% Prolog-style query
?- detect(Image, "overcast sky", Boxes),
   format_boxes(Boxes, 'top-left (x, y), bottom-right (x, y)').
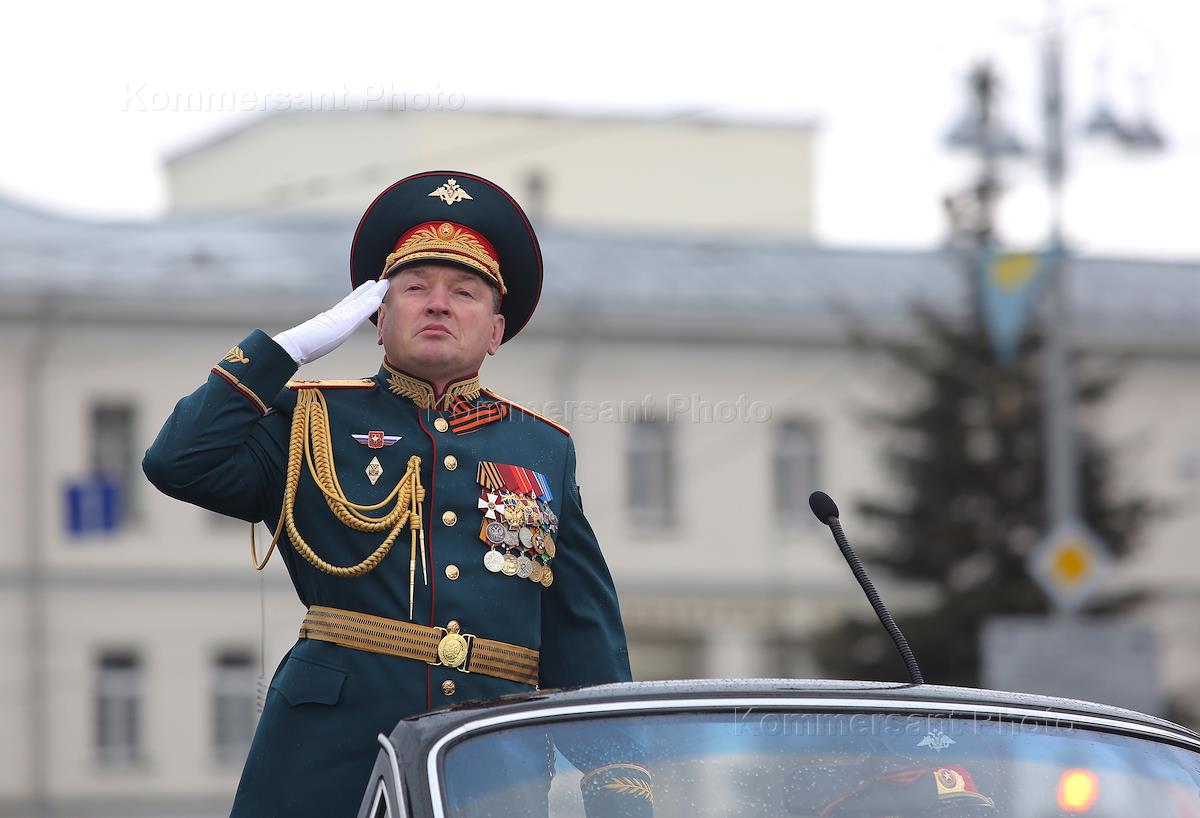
top-left (2, 0), bottom-right (1197, 258)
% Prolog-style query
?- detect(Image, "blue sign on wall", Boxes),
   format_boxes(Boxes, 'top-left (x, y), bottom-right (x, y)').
top-left (65, 477), bottom-right (121, 536)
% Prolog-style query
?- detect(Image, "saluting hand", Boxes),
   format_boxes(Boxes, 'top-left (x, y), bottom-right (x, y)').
top-left (272, 279), bottom-right (390, 365)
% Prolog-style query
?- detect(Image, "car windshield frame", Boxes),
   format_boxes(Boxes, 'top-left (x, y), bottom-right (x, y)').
top-left (422, 693), bottom-right (1200, 818)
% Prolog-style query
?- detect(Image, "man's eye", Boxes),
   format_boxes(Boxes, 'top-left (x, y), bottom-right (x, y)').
top-left (457, 290), bottom-right (475, 298)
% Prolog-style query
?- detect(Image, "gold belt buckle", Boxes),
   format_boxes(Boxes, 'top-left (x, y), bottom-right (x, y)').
top-left (430, 621), bottom-right (475, 673)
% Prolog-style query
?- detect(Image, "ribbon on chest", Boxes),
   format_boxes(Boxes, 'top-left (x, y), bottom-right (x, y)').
top-left (476, 460), bottom-right (559, 587)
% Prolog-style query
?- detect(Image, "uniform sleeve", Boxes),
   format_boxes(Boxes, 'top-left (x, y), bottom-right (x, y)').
top-left (141, 330), bottom-right (296, 523)
top-left (539, 435), bottom-right (632, 689)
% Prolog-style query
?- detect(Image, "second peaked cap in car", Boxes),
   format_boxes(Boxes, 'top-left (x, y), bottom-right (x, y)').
top-left (350, 171), bottom-right (543, 344)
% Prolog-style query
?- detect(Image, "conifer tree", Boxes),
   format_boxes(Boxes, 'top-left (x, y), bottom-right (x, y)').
top-left (813, 306), bottom-right (1154, 687)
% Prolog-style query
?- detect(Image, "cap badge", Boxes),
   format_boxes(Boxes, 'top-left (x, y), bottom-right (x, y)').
top-left (428, 178), bottom-right (473, 205)
top-left (917, 728), bottom-right (956, 752)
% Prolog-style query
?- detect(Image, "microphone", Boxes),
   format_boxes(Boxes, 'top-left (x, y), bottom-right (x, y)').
top-left (809, 491), bottom-right (925, 686)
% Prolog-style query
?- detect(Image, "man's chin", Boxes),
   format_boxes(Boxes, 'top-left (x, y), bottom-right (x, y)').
top-left (389, 346), bottom-right (463, 375)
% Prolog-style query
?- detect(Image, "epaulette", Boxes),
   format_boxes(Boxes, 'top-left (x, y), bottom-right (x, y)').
top-left (286, 379), bottom-right (377, 390)
top-left (481, 388), bottom-right (570, 436)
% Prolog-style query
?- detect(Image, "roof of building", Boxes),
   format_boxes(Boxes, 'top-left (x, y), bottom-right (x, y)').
top-left (161, 105), bottom-right (819, 165)
top-left (1, 195), bottom-right (1196, 347)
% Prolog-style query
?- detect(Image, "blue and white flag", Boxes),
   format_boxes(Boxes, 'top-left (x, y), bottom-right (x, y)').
top-left (978, 249), bottom-right (1057, 366)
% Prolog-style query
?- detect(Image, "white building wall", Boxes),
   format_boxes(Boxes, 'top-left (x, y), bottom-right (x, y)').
top-left (43, 582), bottom-right (302, 802)
top-left (0, 589), bottom-right (30, 805)
top-left (0, 323), bottom-right (31, 570)
top-left (166, 110), bottom-right (815, 240)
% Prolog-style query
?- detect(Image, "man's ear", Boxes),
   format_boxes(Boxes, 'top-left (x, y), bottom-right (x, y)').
top-left (486, 313), bottom-right (505, 356)
top-left (376, 301), bottom-right (386, 346)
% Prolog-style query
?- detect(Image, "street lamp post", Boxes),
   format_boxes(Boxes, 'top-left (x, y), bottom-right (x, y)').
top-left (948, 3), bottom-right (1166, 540)
top-left (1041, 11), bottom-right (1078, 527)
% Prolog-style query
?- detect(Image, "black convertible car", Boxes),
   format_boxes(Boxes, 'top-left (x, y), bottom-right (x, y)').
top-left (355, 677), bottom-right (1200, 818)
top-left (357, 494), bottom-right (1198, 816)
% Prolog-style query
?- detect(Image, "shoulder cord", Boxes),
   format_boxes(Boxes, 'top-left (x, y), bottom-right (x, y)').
top-left (250, 388), bottom-right (425, 579)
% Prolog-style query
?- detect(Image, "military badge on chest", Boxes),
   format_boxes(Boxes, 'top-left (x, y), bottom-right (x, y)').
top-left (477, 461), bottom-right (559, 587)
top-left (352, 431), bottom-right (402, 486)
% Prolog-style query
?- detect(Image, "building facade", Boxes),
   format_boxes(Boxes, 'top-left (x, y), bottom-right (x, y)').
top-left (2, 192), bottom-right (1199, 816)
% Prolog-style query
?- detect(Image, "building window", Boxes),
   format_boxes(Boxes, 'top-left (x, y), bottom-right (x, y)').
top-left (773, 419), bottom-right (821, 528)
top-left (96, 651), bottom-right (142, 765)
top-left (90, 403), bottom-right (139, 523)
top-left (627, 416), bottom-right (676, 529)
top-left (213, 651), bottom-right (257, 763)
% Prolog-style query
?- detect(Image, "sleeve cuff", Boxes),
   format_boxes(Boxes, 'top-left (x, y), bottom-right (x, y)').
top-left (209, 330), bottom-right (298, 415)
top-left (581, 763), bottom-right (654, 816)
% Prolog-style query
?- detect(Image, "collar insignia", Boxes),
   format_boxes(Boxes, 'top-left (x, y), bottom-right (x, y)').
top-left (382, 363), bottom-right (481, 411)
top-left (428, 178), bottom-right (473, 206)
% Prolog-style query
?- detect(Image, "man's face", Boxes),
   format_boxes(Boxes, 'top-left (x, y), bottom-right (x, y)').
top-left (376, 263), bottom-right (504, 381)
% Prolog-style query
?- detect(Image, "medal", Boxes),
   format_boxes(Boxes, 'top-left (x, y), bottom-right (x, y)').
top-left (503, 529), bottom-right (519, 548)
top-left (501, 554), bottom-right (518, 576)
top-left (518, 526), bottom-right (533, 549)
top-left (483, 549), bottom-right (505, 573)
top-left (515, 555), bottom-right (533, 579)
top-left (485, 522), bottom-right (507, 545)
top-left (540, 566), bottom-right (554, 587)
top-left (522, 497), bottom-right (540, 527)
top-left (542, 533), bottom-right (556, 559)
top-left (478, 492), bottom-right (502, 520)
top-left (530, 562), bottom-right (545, 583)
top-left (532, 528), bottom-right (546, 554)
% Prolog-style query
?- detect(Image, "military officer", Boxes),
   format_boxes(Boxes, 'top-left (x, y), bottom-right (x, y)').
top-left (142, 171), bottom-right (651, 817)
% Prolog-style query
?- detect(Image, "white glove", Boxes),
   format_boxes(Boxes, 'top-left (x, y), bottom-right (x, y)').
top-left (273, 279), bottom-right (389, 365)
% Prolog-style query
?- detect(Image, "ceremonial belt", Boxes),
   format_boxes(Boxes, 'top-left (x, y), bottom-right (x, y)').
top-left (299, 605), bottom-right (540, 686)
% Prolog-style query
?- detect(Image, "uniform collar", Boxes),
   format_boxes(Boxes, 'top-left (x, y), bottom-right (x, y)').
top-left (379, 359), bottom-right (482, 411)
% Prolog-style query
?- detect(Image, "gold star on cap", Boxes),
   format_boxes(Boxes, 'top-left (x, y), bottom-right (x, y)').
top-left (428, 178), bottom-right (473, 205)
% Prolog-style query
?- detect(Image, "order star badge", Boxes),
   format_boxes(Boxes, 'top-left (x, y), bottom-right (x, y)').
top-left (428, 178), bottom-right (473, 205)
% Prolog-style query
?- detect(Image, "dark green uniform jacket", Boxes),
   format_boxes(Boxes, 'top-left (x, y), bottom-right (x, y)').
top-left (143, 330), bottom-right (639, 817)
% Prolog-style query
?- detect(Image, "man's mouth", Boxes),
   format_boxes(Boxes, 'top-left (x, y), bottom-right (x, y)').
top-left (418, 323), bottom-right (453, 338)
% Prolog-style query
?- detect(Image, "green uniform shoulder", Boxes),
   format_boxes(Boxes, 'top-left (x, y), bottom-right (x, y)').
top-left (286, 379), bottom-right (377, 390)
top-left (270, 379), bottom-right (374, 414)
top-left (482, 387), bottom-right (571, 436)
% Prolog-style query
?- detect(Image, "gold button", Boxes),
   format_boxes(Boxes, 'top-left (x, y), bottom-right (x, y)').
top-left (444, 455), bottom-right (458, 471)
top-left (442, 510), bottom-right (457, 527)
top-left (433, 417), bottom-right (449, 433)
top-left (445, 564), bottom-right (460, 580)
top-left (441, 679), bottom-right (456, 696)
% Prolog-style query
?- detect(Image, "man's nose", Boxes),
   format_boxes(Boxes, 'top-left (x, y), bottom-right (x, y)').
top-left (423, 286), bottom-right (451, 315)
